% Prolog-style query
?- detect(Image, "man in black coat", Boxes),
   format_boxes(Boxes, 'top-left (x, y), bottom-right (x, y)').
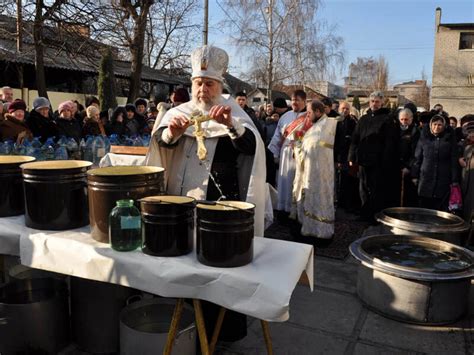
top-left (348, 91), bottom-right (399, 222)
top-left (334, 101), bottom-right (359, 211)
top-left (397, 108), bottom-right (420, 207)
top-left (235, 91), bottom-right (264, 138)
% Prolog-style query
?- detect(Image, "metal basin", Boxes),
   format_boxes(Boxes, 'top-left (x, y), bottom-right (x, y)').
top-left (375, 207), bottom-right (470, 245)
top-left (350, 234), bottom-right (473, 324)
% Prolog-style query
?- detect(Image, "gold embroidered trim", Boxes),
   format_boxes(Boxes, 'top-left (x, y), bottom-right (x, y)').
top-left (303, 210), bottom-right (335, 224)
top-left (318, 141), bottom-right (334, 149)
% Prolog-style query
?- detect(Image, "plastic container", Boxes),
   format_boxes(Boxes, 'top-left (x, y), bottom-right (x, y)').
top-left (109, 199), bottom-right (142, 251)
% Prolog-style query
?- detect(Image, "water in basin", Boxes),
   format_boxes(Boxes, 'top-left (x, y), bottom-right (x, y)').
top-left (366, 242), bottom-right (471, 272)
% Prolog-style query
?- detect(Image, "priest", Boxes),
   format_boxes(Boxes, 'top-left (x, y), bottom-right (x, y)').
top-left (144, 45), bottom-right (269, 342)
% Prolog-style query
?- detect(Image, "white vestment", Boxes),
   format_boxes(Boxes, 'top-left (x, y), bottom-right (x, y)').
top-left (144, 97), bottom-right (270, 237)
top-left (291, 115), bottom-right (338, 239)
top-left (267, 110), bottom-right (305, 212)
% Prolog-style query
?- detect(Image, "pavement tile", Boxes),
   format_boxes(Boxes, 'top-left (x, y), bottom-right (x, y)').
top-left (287, 285), bottom-right (362, 336)
top-left (216, 321), bottom-right (349, 355)
top-left (359, 311), bottom-right (466, 354)
top-left (353, 342), bottom-right (418, 355)
top-left (314, 257), bottom-right (358, 294)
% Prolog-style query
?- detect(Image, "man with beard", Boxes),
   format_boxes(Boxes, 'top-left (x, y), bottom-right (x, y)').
top-left (268, 90), bottom-right (306, 220)
top-left (145, 44), bottom-right (267, 342)
top-left (348, 91), bottom-right (398, 223)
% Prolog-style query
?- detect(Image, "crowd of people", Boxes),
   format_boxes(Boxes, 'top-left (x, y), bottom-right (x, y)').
top-left (1, 47), bottom-right (473, 244)
top-left (0, 85), bottom-right (192, 146)
top-left (233, 89), bottom-right (474, 246)
top-left (1, 43), bottom-right (474, 343)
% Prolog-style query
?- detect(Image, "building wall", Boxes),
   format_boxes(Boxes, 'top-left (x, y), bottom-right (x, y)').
top-left (431, 17), bottom-right (474, 117)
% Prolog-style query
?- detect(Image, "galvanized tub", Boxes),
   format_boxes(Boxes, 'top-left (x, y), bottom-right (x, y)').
top-left (0, 278), bottom-right (70, 354)
top-left (120, 298), bottom-right (196, 355)
top-left (350, 234), bottom-right (473, 324)
top-left (375, 207), bottom-right (470, 245)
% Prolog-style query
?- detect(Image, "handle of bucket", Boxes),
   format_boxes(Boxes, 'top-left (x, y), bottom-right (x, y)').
top-left (139, 198), bottom-right (195, 208)
top-left (176, 323), bottom-right (196, 340)
top-left (125, 294), bottom-right (143, 306)
top-left (195, 200), bottom-right (254, 214)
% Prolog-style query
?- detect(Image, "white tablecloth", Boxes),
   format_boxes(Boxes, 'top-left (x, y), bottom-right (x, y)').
top-left (100, 153), bottom-right (146, 167)
top-left (0, 215), bottom-right (27, 256)
top-left (19, 224), bottom-right (313, 322)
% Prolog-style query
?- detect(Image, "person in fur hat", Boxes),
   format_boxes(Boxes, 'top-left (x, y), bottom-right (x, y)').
top-left (0, 99), bottom-right (33, 144)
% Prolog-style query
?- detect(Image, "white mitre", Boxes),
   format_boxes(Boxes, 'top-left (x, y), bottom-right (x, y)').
top-left (191, 45), bottom-right (229, 83)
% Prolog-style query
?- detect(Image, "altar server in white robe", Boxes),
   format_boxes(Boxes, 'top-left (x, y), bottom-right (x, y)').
top-left (268, 90), bottom-right (307, 214)
top-left (291, 100), bottom-right (338, 241)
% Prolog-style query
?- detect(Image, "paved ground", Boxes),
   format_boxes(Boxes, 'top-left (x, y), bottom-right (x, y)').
top-left (215, 253), bottom-right (474, 355)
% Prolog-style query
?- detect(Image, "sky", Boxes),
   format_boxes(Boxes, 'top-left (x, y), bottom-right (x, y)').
top-left (202, 0), bottom-right (474, 86)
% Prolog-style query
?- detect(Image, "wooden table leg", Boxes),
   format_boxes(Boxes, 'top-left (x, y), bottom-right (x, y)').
top-left (193, 299), bottom-right (210, 355)
top-left (260, 320), bottom-right (273, 355)
top-left (163, 298), bottom-right (185, 355)
top-left (209, 306), bottom-right (226, 354)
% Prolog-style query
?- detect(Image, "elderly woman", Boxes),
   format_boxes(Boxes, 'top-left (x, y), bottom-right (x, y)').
top-left (82, 105), bottom-right (105, 137)
top-left (0, 99), bottom-right (33, 144)
top-left (56, 101), bottom-right (82, 143)
top-left (27, 96), bottom-right (58, 142)
top-left (411, 114), bottom-right (459, 211)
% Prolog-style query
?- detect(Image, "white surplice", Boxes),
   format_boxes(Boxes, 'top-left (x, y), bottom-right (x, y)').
top-left (291, 115), bottom-right (338, 239)
top-left (144, 97), bottom-right (270, 237)
top-left (268, 110), bottom-right (305, 212)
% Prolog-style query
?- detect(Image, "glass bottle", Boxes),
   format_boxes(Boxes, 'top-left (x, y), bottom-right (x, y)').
top-left (109, 199), bottom-right (142, 251)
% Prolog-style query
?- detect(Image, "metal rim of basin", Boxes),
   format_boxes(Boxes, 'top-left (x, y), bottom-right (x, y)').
top-left (349, 234), bottom-right (474, 281)
top-left (375, 207), bottom-right (469, 233)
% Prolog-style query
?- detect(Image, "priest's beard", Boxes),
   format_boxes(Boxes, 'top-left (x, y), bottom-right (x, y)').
top-left (192, 88), bottom-right (224, 112)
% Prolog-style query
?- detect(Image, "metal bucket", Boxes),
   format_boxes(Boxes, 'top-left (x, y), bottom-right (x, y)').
top-left (120, 298), bottom-right (196, 355)
top-left (140, 196), bottom-right (195, 256)
top-left (0, 155), bottom-right (35, 217)
top-left (21, 160), bottom-right (92, 230)
top-left (375, 207), bottom-right (470, 245)
top-left (0, 278), bottom-right (70, 355)
top-left (350, 234), bottom-right (474, 324)
top-left (87, 166), bottom-right (165, 243)
top-left (196, 201), bottom-right (254, 267)
top-left (70, 277), bottom-right (138, 354)
top-left (8, 264), bottom-right (66, 282)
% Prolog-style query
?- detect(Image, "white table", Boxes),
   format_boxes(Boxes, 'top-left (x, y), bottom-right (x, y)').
top-left (19, 225), bottom-right (313, 322)
top-left (1, 216), bottom-right (313, 354)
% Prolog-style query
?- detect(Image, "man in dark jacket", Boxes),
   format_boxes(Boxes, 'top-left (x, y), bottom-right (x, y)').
top-left (235, 91), bottom-right (264, 138)
top-left (397, 108), bottom-right (420, 207)
top-left (348, 91), bottom-right (399, 222)
top-left (334, 101), bottom-right (359, 211)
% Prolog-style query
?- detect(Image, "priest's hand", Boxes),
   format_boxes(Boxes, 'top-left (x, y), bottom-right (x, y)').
top-left (168, 115), bottom-right (191, 138)
top-left (209, 105), bottom-right (233, 127)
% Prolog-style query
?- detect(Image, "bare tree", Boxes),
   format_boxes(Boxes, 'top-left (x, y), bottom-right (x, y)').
top-left (219, 0), bottom-right (344, 100)
top-left (348, 55), bottom-right (390, 95)
top-left (412, 69), bottom-right (431, 110)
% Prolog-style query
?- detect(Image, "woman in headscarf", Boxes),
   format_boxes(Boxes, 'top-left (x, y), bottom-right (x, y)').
top-left (0, 99), bottom-right (33, 144)
top-left (411, 114), bottom-right (459, 211)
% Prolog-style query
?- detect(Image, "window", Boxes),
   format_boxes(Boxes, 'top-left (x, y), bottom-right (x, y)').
top-left (253, 97), bottom-right (261, 103)
top-left (459, 32), bottom-right (474, 50)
